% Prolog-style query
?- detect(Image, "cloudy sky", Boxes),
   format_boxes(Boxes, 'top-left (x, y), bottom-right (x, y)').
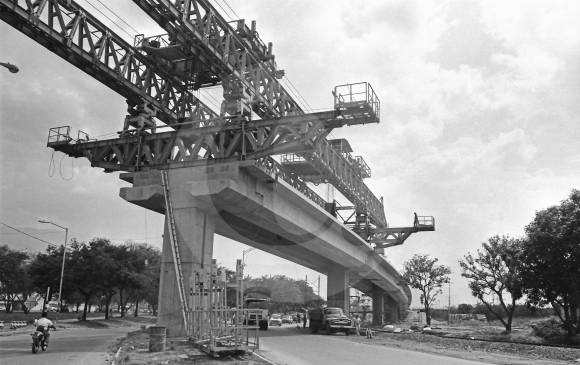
top-left (1, 0), bottom-right (579, 307)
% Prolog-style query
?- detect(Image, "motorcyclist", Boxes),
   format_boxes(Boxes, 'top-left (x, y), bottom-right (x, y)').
top-left (34, 312), bottom-right (55, 345)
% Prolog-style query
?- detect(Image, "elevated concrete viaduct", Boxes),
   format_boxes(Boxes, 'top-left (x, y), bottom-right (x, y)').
top-left (119, 161), bottom-right (411, 336)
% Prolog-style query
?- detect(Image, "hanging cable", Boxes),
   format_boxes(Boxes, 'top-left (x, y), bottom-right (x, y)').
top-left (94, 0), bottom-right (142, 35)
top-left (284, 77), bottom-right (313, 111)
top-left (211, 0), bottom-right (234, 21)
top-left (0, 222), bottom-right (56, 246)
top-left (48, 150), bottom-right (56, 177)
top-left (222, 0), bottom-right (241, 19)
top-left (201, 89), bottom-right (221, 105)
top-left (144, 210), bottom-right (149, 245)
top-left (59, 154), bottom-right (74, 181)
top-left (82, 0), bottom-right (136, 40)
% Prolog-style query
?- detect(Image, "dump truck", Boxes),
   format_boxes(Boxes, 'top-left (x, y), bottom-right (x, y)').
top-left (309, 307), bottom-right (354, 335)
top-left (244, 287), bottom-right (271, 330)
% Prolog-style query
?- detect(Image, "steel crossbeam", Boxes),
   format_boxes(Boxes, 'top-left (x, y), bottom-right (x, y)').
top-left (0, 0), bottom-right (217, 126)
top-left (370, 216), bottom-right (435, 248)
top-left (45, 111), bottom-right (346, 172)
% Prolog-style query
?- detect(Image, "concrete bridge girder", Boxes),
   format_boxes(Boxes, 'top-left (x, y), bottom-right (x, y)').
top-left (119, 162), bottom-right (410, 335)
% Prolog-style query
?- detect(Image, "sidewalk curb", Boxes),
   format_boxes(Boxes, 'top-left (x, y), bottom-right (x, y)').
top-left (253, 350), bottom-right (277, 365)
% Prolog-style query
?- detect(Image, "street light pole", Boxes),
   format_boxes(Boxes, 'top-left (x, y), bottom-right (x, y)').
top-left (38, 219), bottom-right (68, 312)
top-left (242, 247), bottom-right (256, 267)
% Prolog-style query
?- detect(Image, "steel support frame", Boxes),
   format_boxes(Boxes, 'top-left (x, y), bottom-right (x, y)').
top-left (0, 0), bottom-right (217, 126)
top-left (128, 0), bottom-right (387, 227)
top-left (47, 113), bottom-right (330, 171)
top-left (4, 0), bottom-right (391, 239)
top-left (131, 0), bottom-right (301, 119)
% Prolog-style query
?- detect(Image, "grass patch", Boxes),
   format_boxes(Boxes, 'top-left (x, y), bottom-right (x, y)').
top-left (0, 312), bottom-right (101, 323)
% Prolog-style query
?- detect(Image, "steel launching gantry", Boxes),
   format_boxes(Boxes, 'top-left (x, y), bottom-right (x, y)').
top-left (1, 0), bottom-right (434, 250)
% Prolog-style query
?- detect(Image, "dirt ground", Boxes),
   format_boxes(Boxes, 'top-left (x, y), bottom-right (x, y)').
top-left (111, 327), bottom-right (271, 365)
top-left (111, 322), bottom-right (580, 365)
top-left (343, 322), bottom-right (580, 365)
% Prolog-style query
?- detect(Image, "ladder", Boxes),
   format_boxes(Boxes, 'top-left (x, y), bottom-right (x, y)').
top-left (160, 169), bottom-right (190, 336)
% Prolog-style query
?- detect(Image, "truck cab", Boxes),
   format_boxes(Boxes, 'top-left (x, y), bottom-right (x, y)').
top-left (245, 298), bottom-right (269, 330)
top-left (309, 307), bottom-right (354, 335)
top-left (243, 286), bottom-right (272, 330)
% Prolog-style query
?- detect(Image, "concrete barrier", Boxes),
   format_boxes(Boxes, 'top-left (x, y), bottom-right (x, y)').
top-left (9, 321), bottom-right (28, 329)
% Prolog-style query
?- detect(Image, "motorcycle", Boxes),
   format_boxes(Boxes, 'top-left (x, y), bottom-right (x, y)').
top-left (31, 325), bottom-right (53, 353)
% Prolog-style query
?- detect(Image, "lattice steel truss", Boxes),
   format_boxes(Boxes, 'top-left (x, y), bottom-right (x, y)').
top-left (1, 0), bottom-right (434, 248)
top-left (0, 0), bottom-right (217, 126)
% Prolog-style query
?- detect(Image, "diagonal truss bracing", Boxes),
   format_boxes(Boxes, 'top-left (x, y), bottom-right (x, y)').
top-left (129, 0), bottom-right (387, 226)
top-left (2, 0), bottom-right (396, 234)
top-left (0, 0), bottom-right (217, 126)
top-left (131, 0), bottom-right (301, 118)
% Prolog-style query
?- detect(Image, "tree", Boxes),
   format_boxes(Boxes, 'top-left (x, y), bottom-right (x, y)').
top-left (67, 240), bottom-right (102, 320)
top-left (118, 243), bottom-right (160, 317)
top-left (0, 245), bottom-right (32, 312)
top-left (89, 239), bottom-right (123, 319)
top-left (28, 244), bottom-right (73, 309)
top-left (459, 235), bottom-right (524, 333)
top-left (402, 254), bottom-right (451, 326)
top-left (522, 189), bottom-right (580, 336)
top-left (139, 249), bottom-right (160, 316)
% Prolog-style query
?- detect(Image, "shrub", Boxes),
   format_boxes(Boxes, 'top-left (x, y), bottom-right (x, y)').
top-left (531, 318), bottom-right (566, 342)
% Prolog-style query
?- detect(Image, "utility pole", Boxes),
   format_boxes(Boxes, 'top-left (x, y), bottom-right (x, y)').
top-left (38, 219), bottom-right (68, 312)
top-left (447, 280), bottom-right (451, 325)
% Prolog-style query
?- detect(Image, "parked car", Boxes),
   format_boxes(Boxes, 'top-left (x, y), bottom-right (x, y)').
top-left (269, 313), bottom-right (282, 326)
top-left (0, 321), bottom-right (4, 329)
top-left (46, 302), bottom-right (59, 312)
top-left (282, 315), bottom-right (294, 324)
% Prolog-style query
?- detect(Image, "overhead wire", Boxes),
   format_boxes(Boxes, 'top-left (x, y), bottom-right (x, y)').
top-left (0, 222), bottom-right (56, 246)
top-left (94, 0), bottom-right (142, 35)
top-left (68, 0), bottom-right (321, 138)
top-left (0, 230), bottom-right (61, 235)
top-left (283, 77), bottom-right (314, 112)
top-left (82, 0), bottom-right (136, 40)
top-left (222, 0), bottom-right (241, 19)
top-left (211, 0), bottom-right (235, 21)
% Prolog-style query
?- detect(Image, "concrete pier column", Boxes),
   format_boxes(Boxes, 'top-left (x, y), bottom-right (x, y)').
top-left (327, 266), bottom-right (349, 311)
top-left (383, 295), bottom-right (400, 323)
top-left (372, 289), bottom-right (384, 326)
top-left (157, 183), bottom-right (215, 336)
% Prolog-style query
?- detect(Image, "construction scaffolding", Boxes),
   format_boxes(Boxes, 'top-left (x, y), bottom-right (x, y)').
top-left (189, 259), bottom-right (259, 357)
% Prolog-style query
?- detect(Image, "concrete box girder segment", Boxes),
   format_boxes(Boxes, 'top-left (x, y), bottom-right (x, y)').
top-left (120, 161), bottom-right (411, 330)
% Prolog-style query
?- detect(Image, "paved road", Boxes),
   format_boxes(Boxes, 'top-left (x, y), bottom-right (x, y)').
top-left (0, 326), bottom-right (136, 365)
top-left (258, 325), bottom-right (492, 365)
